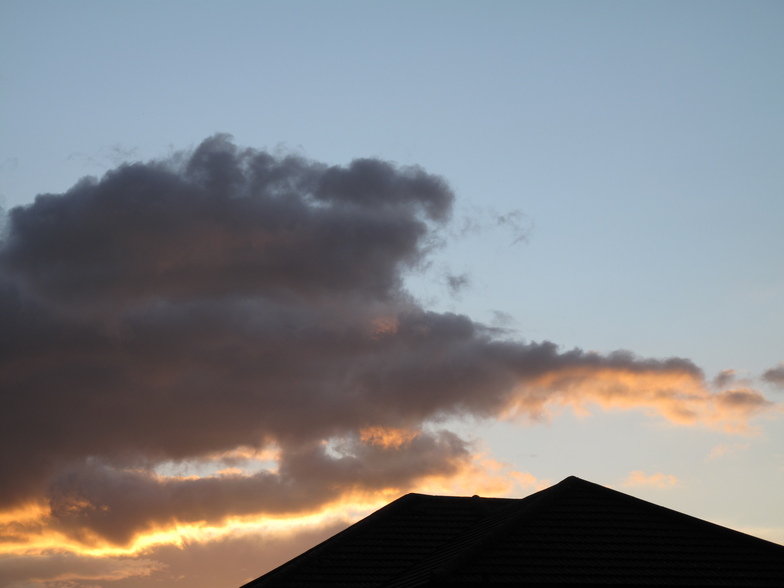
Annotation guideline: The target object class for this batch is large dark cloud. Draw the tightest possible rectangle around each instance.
[0,135,775,550]
[0,134,449,308]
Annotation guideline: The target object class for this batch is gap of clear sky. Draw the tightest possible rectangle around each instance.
[1,2,783,587]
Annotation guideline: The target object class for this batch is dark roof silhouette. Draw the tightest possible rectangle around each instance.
[241,476,784,587]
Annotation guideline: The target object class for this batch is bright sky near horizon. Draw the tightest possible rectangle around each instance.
[1,1,783,587]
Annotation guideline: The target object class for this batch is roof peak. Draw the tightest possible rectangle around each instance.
[242,476,784,587]
[403,475,587,500]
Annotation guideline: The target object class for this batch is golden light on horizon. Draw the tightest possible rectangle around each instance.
[0,498,375,559]
[0,447,544,562]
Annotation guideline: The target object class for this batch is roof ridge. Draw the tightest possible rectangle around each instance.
[572,478,784,551]
[427,478,583,581]
[449,476,784,584]
[380,479,576,588]
[240,492,421,587]
[241,477,784,587]
[537,476,784,552]
[379,498,521,588]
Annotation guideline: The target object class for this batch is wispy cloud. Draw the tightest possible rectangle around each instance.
[707,442,751,461]
[623,471,679,488]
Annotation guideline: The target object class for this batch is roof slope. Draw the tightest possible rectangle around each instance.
[241,476,784,587]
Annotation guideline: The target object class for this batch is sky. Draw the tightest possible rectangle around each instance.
[0,1,783,587]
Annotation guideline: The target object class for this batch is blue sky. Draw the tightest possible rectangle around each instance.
[1,2,783,587]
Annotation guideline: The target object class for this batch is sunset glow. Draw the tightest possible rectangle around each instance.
[0,452,543,564]
[1,2,783,587]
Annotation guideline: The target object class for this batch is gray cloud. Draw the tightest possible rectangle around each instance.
[0,135,776,551]
[713,369,737,389]
[456,207,533,246]
[45,430,468,546]
[1,135,450,310]
[445,272,470,296]
[762,363,784,389]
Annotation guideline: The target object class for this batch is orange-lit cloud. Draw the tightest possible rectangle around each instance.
[0,443,545,588]
[359,426,419,449]
[0,553,163,587]
[623,471,679,488]
[371,317,399,339]
[503,369,776,434]
[707,442,751,460]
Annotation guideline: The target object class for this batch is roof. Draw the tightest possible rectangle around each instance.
[241,476,784,587]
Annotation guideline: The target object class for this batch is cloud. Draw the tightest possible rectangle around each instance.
[713,369,737,389]
[0,135,451,311]
[43,430,470,546]
[0,553,162,588]
[445,272,470,296]
[494,209,534,246]
[762,363,784,389]
[0,135,780,585]
[0,526,354,588]
[707,442,750,460]
[457,207,533,246]
[623,471,678,488]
